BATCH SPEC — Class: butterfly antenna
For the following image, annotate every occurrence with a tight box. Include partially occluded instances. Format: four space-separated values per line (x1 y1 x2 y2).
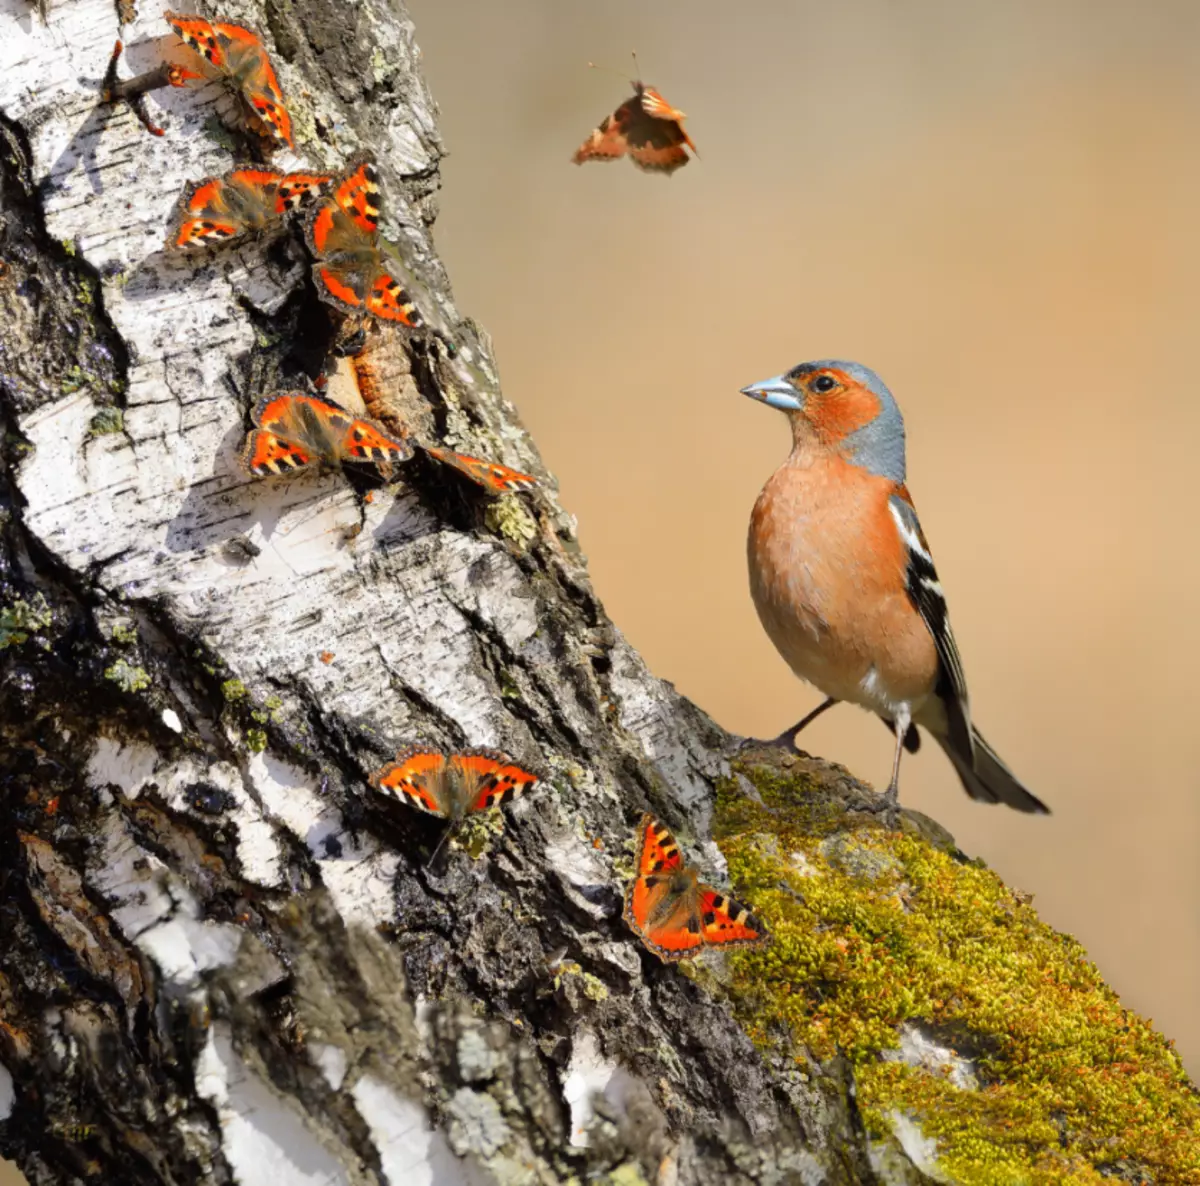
631 50 641 82
587 60 634 84
424 824 455 869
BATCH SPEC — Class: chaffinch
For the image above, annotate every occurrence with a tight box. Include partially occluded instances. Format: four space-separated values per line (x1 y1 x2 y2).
741 359 1048 817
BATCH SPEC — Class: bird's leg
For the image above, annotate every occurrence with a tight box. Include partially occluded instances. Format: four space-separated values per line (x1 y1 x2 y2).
737 697 839 753
860 707 910 829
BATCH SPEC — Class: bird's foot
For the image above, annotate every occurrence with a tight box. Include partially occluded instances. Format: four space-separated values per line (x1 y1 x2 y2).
858 784 902 830
734 728 802 756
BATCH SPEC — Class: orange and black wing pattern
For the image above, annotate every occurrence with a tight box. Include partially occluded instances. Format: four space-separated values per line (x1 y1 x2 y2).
449 749 541 813
275 172 331 213
371 747 540 818
423 447 536 494
241 392 412 478
573 83 697 174
372 748 451 816
165 12 292 147
170 168 278 250
305 159 423 327
695 887 769 952
624 814 768 961
624 814 703 960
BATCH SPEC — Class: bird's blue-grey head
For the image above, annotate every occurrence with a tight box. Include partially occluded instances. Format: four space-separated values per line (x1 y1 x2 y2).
740 359 906 483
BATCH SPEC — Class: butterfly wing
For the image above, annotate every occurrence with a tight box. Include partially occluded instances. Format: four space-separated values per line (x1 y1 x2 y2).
242 392 350 476
241 429 312 477
365 272 422 326
170 169 282 250
623 91 693 174
371 748 450 817
306 159 422 327
572 95 642 165
275 173 332 214
423 447 536 494
334 414 414 468
624 814 705 960
165 12 226 69
449 750 540 815
214 21 292 147
696 885 769 951
331 158 383 233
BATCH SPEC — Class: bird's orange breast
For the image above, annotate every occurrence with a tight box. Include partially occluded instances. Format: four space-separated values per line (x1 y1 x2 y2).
747 453 939 711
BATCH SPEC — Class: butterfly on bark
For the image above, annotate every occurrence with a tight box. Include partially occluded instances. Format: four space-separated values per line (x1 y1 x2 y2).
624 814 769 961
169 168 330 250
240 392 414 479
573 60 697 174
423 446 536 495
305 157 423 327
165 11 293 148
370 748 541 823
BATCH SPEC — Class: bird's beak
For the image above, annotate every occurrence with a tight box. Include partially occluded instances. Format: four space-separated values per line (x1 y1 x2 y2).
740 375 803 412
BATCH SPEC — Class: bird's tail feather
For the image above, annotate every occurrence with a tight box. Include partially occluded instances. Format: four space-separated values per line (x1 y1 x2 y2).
939 728 1050 814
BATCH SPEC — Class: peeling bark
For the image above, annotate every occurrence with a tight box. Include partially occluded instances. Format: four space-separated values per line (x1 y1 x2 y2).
3 2 1165 1185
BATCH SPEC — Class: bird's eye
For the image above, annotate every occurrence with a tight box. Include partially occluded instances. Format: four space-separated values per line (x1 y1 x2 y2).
812 374 837 393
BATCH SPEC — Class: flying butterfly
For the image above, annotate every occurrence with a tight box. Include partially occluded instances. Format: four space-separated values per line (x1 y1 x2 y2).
165 11 293 148
624 814 769 961
169 168 329 250
305 157 423 327
241 392 414 479
573 55 698 174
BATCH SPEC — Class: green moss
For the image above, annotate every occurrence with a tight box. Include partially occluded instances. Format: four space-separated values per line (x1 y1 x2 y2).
104 659 150 693
87 407 125 437
714 760 1200 1185
485 496 537 548
0 594 52 648
245 728 268 753
222 678 248 703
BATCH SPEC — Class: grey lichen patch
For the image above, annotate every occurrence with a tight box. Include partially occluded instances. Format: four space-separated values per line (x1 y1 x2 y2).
446 1087 509 1158
104 659 150 693
0 593 52 648
485 496 537 548
457 1028 502 1084
201 116 241 155
820 833 902 882
86 407 125 437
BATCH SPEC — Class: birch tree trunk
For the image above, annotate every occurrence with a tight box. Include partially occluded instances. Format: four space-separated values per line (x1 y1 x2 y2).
1 3 1195 1186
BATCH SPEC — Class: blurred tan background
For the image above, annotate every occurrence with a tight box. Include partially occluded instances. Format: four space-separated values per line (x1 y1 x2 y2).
4 1 1198 1179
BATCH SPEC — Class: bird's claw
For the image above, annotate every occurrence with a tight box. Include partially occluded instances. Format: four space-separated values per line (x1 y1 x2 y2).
858 785 902 830
733 730 802 756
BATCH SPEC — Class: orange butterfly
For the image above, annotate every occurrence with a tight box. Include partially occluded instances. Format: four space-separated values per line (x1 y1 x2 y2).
305 157 423 327
423 446 536 495
371 748 541 823
624 814 769 961
169 168 329 250
165 11 293 148
241 392 413 478
573 59 697 174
